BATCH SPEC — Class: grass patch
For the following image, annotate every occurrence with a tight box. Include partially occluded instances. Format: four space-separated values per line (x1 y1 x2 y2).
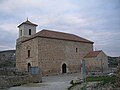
85 76 117 89
86 76 116 85
68 76 117 90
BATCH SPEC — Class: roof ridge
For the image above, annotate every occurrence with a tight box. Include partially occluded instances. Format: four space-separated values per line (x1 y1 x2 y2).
89 50 102 53
22 29 94 44
40 29 93 42
41 29 77 36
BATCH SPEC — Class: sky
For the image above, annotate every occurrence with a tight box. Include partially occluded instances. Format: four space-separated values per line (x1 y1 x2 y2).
0 0 120 57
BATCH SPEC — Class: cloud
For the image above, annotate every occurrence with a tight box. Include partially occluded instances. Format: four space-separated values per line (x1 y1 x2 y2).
0 23 17 34
0 0 120 56
0 29 17 50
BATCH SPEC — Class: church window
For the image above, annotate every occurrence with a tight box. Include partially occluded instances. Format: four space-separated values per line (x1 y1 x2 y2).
28 50 30 57
20 30 22 36
76 48 78 52
29 29 31 35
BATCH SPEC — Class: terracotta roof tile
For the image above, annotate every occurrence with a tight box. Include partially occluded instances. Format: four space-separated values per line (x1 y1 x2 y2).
23 29 94 44
84 50 102 58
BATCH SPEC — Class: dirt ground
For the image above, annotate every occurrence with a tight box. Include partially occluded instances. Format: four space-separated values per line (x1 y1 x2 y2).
9 73 81 90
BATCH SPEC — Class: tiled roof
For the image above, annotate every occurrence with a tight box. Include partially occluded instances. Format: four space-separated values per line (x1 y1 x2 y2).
23 29 94 44
18 20 38 27
84 50 102 58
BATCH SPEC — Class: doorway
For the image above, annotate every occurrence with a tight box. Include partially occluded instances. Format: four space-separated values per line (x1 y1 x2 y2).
62 63 67 73
28 63 31 72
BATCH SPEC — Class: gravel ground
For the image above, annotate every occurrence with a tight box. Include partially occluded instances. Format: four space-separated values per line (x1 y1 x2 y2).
9 73 81 90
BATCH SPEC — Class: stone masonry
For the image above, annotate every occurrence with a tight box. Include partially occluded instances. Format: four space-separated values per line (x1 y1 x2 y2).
16 31 93 76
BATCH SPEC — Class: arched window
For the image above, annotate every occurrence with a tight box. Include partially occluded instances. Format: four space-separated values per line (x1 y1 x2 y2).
28 50 30 57
62 63 67 73
76 48 78 52
20 30 22 36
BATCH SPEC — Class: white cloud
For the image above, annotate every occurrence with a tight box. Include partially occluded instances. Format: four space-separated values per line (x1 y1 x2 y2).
0 0 120 56
0 23 17 34
0 0 75 15
62 15 90 25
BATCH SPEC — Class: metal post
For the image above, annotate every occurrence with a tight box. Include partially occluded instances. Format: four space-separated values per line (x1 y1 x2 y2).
81 59 86 90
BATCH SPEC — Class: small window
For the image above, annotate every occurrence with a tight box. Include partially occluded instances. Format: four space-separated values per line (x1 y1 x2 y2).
29 29 31 35
20 30 22 36
76 48 78 52
28 50 30 57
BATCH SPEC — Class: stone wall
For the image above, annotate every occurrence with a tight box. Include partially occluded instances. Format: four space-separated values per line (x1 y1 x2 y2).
0 69 42 89
16 36 93 76
38 37 93 76
16 37 39 72
0 69 15 76
84 57 102 72
84 51 108 72
0 75 42 89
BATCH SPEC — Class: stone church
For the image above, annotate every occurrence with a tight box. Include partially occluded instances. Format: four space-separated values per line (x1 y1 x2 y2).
16 20 94 76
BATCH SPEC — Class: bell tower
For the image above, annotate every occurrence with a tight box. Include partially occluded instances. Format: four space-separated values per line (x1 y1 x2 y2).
16 19 38 72
17 19 38 38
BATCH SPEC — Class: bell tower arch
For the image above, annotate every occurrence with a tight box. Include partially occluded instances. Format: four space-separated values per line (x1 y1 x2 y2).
17 19 38 38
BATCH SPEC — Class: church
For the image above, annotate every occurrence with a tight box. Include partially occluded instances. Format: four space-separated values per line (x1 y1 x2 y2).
16 20 107 76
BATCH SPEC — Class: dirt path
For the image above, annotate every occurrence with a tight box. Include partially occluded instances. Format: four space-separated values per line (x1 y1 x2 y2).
9 73 81 90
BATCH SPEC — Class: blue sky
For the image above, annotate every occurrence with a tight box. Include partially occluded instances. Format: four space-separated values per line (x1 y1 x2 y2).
0 0 120 57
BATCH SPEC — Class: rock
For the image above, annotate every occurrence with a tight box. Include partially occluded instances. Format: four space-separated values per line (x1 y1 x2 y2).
73 77 83 84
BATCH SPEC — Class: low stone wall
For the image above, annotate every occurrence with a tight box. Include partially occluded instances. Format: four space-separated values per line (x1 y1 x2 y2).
0 74 42 89
0 69 15 76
